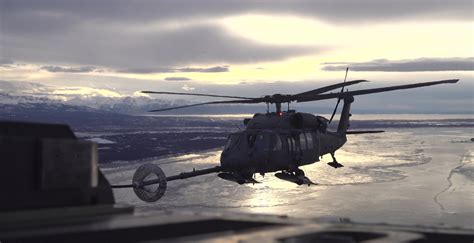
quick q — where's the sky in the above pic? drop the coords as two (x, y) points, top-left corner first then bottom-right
(0, 0), (473, 113)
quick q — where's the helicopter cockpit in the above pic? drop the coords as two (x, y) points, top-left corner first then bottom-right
(223, 131), (285, 152)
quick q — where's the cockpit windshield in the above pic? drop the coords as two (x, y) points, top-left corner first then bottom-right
(224, 133), (240, 150)
(254, 133), (270, 151)
(246, 132), (282, 152)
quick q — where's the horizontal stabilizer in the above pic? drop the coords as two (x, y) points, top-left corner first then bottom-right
(346, 130), (384, 134)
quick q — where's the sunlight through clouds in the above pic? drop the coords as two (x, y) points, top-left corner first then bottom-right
(220, 14), (474, 61)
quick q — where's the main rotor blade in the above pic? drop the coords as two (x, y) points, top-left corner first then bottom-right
(142, 91), (256, 100)
(296, 79), (459, 102)
(292, 79), (368, 100)
(148, 98), (264, 112)
(143, 79), (367, 104)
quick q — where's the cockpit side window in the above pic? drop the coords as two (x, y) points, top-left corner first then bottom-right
(254, 133), (270, 151)
(224, 134), (239, 150)
(247, 134), (257, 147)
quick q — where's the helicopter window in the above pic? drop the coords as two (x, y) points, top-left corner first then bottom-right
(287, 136), (297, 153)
(272, 134), (282, 151)
(305, 132), (313, 150)
(299, 133), (307, 150)
(254, 133), (270, 151)
(286, 137), (292, 153)
(224, 134), (239, 150)
(247, 134), (257, 147)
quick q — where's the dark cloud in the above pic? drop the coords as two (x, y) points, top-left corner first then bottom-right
(2, 0), (471, 25)
(164, 77), (192, 81)
(40, 65), (100, 73)
(3, 21), (318, 69)
(117, 67), (176, 74)
(178, 66), (229, 73)
(118, 65), (229, 74)
(322, 58), (474, 72)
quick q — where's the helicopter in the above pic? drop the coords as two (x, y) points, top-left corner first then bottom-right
(111, 72), (459, 202)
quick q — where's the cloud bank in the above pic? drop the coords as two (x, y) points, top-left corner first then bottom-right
(3, 0), (470, 70)
(3, 20), (318, 70)
(3, 0), (471, 24)
(164, 77), (192, 81)
(322, 58), (474, 72)
(40, 66), (101, 73)
(117, 65), (230, 74)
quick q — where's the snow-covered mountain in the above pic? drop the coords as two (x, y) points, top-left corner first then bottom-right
(0, 80), (184, 114)
(0, 80), (263, 115)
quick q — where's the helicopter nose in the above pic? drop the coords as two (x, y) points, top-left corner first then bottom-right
(220, 152), (251, 172)
(220, 155), (238, 172)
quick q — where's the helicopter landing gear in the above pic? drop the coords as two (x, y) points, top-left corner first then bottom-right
(275, 169), (317, 186)
(218, 172), (260, 184)
(293, 168), (305, 176)
(327, 152), (344, 168)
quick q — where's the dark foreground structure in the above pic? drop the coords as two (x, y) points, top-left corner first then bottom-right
(0, 121), (473, 242)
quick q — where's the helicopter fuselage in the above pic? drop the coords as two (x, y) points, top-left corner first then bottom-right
(220, 111), (347, 177)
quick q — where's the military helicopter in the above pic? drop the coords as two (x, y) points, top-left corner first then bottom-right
(111, 72), (459, 202)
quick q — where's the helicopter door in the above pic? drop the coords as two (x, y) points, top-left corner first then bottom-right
(254, 133), (270, 152)
(265, 134), (284, 170)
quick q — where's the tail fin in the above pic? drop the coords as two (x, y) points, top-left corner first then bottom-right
(337, 96), (354, 134)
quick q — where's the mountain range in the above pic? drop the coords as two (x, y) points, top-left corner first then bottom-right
(0, 80), (169, 113)
(1, 80), (472, 116)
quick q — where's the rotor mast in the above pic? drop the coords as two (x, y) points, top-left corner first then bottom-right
(266, 94), (291, 114)
(275, 102), (282, 114)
